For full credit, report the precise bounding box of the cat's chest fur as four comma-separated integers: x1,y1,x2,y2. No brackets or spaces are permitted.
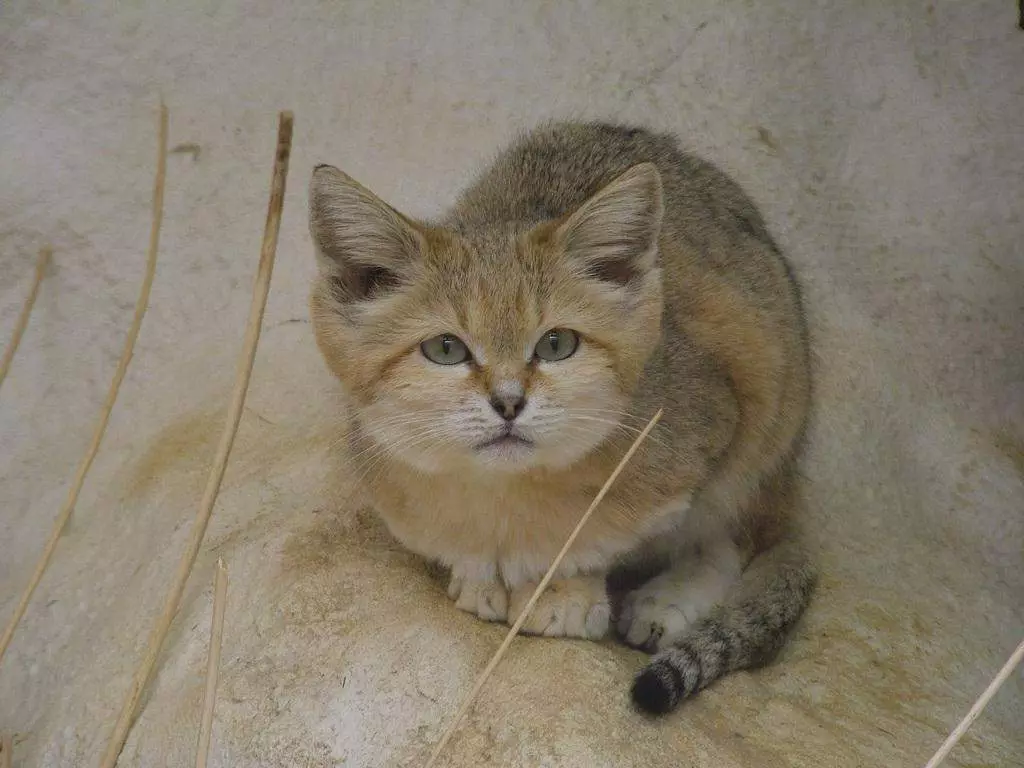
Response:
364,452,689,587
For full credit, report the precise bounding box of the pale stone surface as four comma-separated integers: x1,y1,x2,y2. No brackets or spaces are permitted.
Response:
1,1,1021,765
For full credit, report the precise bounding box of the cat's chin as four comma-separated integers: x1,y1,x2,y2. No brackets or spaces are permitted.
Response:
392,442,580,475
376,429,593,475
471,434,538,470
470,441,595,474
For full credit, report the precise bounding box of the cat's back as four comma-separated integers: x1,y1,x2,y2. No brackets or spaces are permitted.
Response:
448,122,768,242
446,122,795,311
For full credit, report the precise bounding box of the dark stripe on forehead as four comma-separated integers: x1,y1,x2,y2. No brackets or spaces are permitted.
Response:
466,269,529,358
517,227,556,299
453,291,469,331
429,223,556,361
514,277,529,318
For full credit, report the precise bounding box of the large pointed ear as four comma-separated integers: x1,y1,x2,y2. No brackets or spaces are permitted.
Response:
309,165,424,301
553,163,663,287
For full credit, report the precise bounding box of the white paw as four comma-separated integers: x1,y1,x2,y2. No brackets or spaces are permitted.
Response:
617,574,706,651
617,543,740,652
447,575,508,622
508,577,610,639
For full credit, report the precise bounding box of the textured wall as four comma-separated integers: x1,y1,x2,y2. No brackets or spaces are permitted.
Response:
1,1,1021,765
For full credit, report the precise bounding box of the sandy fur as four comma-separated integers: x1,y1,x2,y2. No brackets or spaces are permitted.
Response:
309,121,811,703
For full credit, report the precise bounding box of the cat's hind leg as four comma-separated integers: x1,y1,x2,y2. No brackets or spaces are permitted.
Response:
617,538,742,652
630,538,814,713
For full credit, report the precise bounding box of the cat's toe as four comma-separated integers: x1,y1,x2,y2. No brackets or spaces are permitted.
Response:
617,592,667,649
619,591,695,652
450,576,508,622
583,600,611,638
623,618,664,652
615,592,637,637
509,577,609,639
476,582,509,621
447,575,464,601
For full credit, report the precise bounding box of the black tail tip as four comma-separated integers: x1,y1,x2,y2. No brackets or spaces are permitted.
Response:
631,665,677,715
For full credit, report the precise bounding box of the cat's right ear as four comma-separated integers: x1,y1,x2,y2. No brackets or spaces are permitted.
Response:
309,165,424,301
552,162,663,289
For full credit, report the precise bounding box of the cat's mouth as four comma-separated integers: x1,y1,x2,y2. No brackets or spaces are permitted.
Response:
475,431,534,452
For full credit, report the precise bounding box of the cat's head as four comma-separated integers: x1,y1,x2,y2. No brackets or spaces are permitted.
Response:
308,163,664,474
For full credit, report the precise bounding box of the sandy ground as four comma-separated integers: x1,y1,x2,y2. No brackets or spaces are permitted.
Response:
1,1,1022,766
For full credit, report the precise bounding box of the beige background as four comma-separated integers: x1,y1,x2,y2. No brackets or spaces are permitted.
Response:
1,1,1022,766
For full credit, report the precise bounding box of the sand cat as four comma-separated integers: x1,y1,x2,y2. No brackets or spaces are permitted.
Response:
309,122,813,712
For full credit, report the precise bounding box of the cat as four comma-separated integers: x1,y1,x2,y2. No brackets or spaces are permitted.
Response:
308,122,814,714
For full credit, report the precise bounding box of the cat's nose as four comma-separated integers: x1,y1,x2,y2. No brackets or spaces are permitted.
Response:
489,392,526,421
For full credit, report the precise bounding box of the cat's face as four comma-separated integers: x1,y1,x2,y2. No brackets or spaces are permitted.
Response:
309,164,663,474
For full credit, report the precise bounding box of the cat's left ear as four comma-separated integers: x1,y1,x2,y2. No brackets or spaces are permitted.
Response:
553,162,664,287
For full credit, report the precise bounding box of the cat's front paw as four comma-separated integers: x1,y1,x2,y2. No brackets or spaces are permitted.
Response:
508,576,610,639
447,574,508,622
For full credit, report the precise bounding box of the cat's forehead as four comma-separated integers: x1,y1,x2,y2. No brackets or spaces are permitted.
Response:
423,225,550,352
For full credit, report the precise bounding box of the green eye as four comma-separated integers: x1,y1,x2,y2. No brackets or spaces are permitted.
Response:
421,334,470,365
534,328,579,362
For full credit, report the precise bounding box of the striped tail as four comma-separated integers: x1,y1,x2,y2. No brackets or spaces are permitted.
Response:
631,539,815,714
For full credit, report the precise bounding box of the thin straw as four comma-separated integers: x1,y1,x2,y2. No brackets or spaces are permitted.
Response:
195,559,228,768
0,246,52,390
98,110,292,768
424,408,663,767
922,636,1024,768
0,104,168,665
